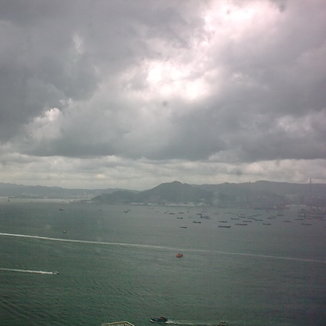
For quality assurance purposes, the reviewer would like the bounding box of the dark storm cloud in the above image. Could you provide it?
[0,0,197,139]
[1,0,326,164]
[0,0,99,140]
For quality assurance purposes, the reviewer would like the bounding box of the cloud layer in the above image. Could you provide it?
[1,0,326,188]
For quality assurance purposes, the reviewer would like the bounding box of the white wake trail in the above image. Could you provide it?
[166,320,227,326]
[0,232,325,264]
[0,232,176,250]
[0,267,56,275]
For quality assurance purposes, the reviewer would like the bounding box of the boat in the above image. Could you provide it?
[150,317,168,323]
[176,253,183,258]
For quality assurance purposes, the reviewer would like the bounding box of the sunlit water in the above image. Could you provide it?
[0,201,325,326]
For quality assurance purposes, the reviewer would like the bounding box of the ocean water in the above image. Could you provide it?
[0,200,325,326]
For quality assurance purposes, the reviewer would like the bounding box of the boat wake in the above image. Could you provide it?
[166,320,226,326]
[0,267,57,275]
[0,232,325,265]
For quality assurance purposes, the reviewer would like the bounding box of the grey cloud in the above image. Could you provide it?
[0,0,200,141]
[0,5,98,140]
[1,0,326,166]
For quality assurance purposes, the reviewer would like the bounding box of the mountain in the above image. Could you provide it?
[198,181,326,208]
[2,180,325,207]
[138,181,212,204]
[0,183,120,199]
[93,180,326,207]
[93,181,212,205]
[92,190,139,203]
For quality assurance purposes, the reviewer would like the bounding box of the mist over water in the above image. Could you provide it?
[0,201,325,326]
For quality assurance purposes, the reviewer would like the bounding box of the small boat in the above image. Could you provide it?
[150,317,168,323]
[176,253,183,258]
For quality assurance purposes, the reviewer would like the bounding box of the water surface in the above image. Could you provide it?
[0,201,325,326]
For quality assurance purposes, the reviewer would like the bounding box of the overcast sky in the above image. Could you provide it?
[0,0,325,189]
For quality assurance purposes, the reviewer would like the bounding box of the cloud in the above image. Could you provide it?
[0,0,325,187]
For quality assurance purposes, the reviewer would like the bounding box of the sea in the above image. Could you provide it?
[0,198,325,326]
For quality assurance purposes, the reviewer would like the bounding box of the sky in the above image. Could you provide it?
[0,0,326,190]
